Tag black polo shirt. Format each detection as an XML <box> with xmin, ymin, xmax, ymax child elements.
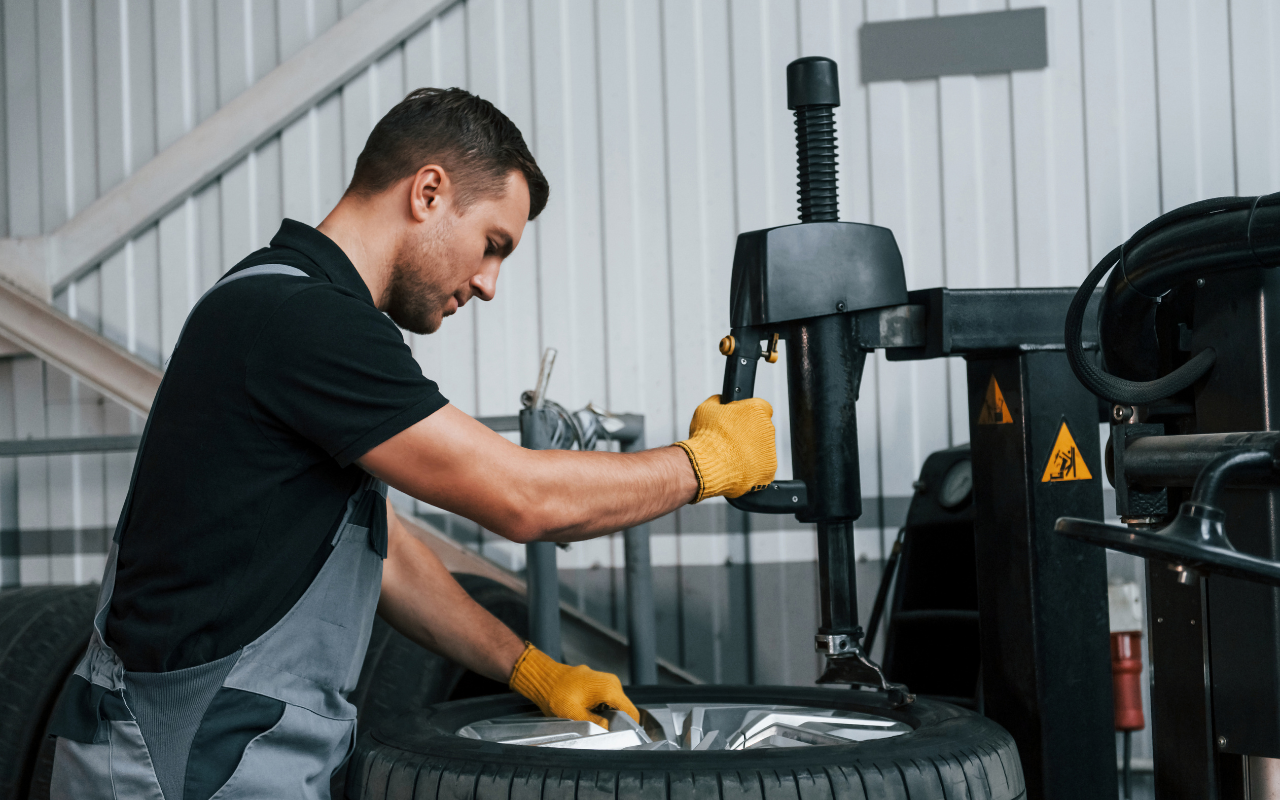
<box><xmin>106</xmin><ymin>220</ymin><xmax>448</xmax><ymax>672</ymax></box>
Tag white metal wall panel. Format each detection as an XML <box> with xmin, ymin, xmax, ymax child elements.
<box><xmin>0</xmin><ymin>0</ymin><xmax>369</xmax><ymax>240</ymax></box>
<box><xmin>2</xmin><ymin>0</ymin><xmax>1280</xmax><ymax>688</ymax></box>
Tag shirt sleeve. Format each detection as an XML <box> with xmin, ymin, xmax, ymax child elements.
<box><xmin>245</xmin><ymin>285</ymin><xmax>448</xmax><ymax>466</ymax></box>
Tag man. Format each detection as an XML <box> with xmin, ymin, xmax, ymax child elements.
<box><xmin>49</xmin><ymin>88</ymin><xmax>776</xmax><ymax>799</ymax></box>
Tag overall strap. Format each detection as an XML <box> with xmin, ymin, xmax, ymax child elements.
<box><xmin>99</xmin><ymin>265</ymin><xmax>310</xmax><ymax>632</ymax></box>
<box><xmin>111</xmin><ymin>264</ymin><xmax>309</xmax><ymax>546</ymax></box>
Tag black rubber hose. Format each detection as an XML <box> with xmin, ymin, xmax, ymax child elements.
<box><xmin>1061</xmin><ymin>196</ymin><xmax>1271</xmax><ymax>404</ymax></box>
<box><xmin>1064</xmin><ymin>243</ymin><xmax>1216</xmax><ymax>405</ymax></box>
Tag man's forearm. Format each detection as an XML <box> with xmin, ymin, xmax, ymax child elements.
<box><xmin>360</xmin><ymin>405</ymin><xmax>705</xmax><ymax>545</ymax></box>
<box><xmin>517</xmin><ymin>445</ymin><xmax>696</xmax><ymax>542</ymax></box>
<box><xmin>378</xmin><ymin>503</ymin><xmax>526</xmax><ymax>682</ymax></box>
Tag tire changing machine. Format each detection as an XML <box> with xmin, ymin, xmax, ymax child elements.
<box><xmin>517</xmin><ymin>55</ymin><xmax>1280</xmax><ymax>799</ymax></box>
<box><xmin>717</xmin><ymin>56</ymin><xmax>1116</xmax><ymax>799</ymax></box>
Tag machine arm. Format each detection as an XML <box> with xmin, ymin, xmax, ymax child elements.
<box><xmin>1059</xmin><ymin>434</ymin><xmax>1280</xmax><ymax>586</ymax></box>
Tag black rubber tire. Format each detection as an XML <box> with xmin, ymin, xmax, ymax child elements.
<box><xmin>333</xmin><ymin>574</ymin><xmax>531</xmax><ymax>795</ymax></box>
<box><xmin>347</xmin><ymin>686</ymin><xmax>1025</xmax><ymax>800</ymax></box>
<box><xmin>0</xmin><ymin>585</ymin><xmax>100</xmax><ymax>800</ymax></box>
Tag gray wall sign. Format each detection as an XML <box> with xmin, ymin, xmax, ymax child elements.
<box><xmin>860</xmin><ymin>7</ymin><xmax>1048</xmax><ymax>83</ymax></box>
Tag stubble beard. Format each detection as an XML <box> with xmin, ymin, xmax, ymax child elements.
<box><xmin>385</xmin><ymin>225</ymin><xmax>454</xmax><ymax>335</ymax></box>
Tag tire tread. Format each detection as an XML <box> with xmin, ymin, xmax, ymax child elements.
<box><xmin>348</xmin><ymin>691</ymin><xmax>1024</xmax><ymax>800</ymax></box>
<box><xmin>0</xmin><ymin>585</ymin><xmax>99</xmax><ymax>800</ymax></box>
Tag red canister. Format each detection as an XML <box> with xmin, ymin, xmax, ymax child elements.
<box><xmin>1111</xmin><ymin>630</ymin><xmax>1145</xmax><ymax>731</ymax></box>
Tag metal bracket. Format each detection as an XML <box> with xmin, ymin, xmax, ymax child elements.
<box><xmin>814</xmin><ymin>636</ymin><xmax>915</xmax><ymax>707</ymax></box>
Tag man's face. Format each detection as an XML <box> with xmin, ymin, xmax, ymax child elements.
<box><xmin>386</xmin><ymin>170</ymin><xmax>530</xmax><ymax>334</ymax></box>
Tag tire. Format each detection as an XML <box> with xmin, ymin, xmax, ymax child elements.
<box><xmin>332</xmin><ymin>574</ymin><xmax>531</xmax><ymax>796</ymax></box>
<box><xmin>0</xmin><ymin>585</ymin><xmax>100</xmax><ymax>800</ymax></box>
<box><xmin>346</xmin><ymin>686</ymin><xmax>1025</xmax><ymax>800</ymax></box>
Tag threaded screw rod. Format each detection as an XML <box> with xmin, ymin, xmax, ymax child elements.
<box><xmin>787</xmin><ymin>57</ymin><xmax>842</xmax><ymax>224</ymax></box>
<box><xmin>795</xmin><ymin>106</ymin><xmax>838</xmax><ymax>222</ymax></box>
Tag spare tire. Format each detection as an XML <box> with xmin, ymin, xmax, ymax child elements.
<box><xmin>0</xmin><ymin>585</ymin><xmax>100</xmax><ymax>800</ymax></box>
<box><xmin>346</xmin><ymin>686</ymin><xmax>1024</xmax><ymax>800</ymax></box>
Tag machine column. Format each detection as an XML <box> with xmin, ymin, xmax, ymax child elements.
<box><xmin>966</xmin><ymin>351</ymin><xmax>1115</xmax><ymax>799</ymax></box>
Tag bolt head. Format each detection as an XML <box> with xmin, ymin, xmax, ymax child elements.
<box><xmin>1217</xmin><ymin>735</ymin><xmax>1228</xmax><ymax>749</ymax></box>
<box><xmin>1197</xmin><ymin>278</ymin><xmax>1206</xmax><ymax>288</ymax></box>
<box><xmin>836</xmin><ymin>301</ymin><xmax>846</xmax><ymax>312</ymax></box>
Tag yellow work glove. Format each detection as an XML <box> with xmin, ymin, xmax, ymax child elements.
<box><xmin>675</xmin><ymin>395</ymin><xmax>777</xmax><ymax>503</ymax></box>
<box><xmin>508</xmin><ymin>643</ymin><xmax>640</xmax><ymax>727</ymax></box>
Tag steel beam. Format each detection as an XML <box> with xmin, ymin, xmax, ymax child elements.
<box><xmin>620</xmin><ymin>419</ymin><xmax>658</xmax><ymax>686</ymax></box>
<box><xmin>0</xmin><ymin>435</ymin><xmax>142</xmax><ymax>457</ymax></box>
<box><xmin>519</xmin><ymin>408</ymin><xmax>563</xmax><ymax>661</ymax></box>
<box><xmin>0</xmin><ymin>279</ymin><xmax>161</xmax><ymax>414</ymax></box>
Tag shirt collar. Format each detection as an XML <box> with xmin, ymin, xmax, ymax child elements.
<box><xmin>269</xmin><ymin>219</ymin><xmax>375</xmax><ymax>306</ymax></box>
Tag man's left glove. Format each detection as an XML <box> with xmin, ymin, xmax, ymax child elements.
<box><xmin>508</xmin><ymin>642</ymin><xmax>640</xmax><ymax>727</ymax></box>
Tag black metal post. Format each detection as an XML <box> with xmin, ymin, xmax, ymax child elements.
<box><xmin>966</xmin><ymin>351</ymin><xmax>1116</xmax><ymax>799</ymax></box>
<box><xmin>816</xmin><ymin>521</ymin><xmax>860</xmax><ymax>641</ymax></box>
<box><xmin>520</xmin><ymin>407</ymin><xmax>562</xmax><ymax>661</ymax></box>
<box><xmin>1146</xmin><ymin>563</ymin><xmax>1218</xmax><ymax>797</ymax></box>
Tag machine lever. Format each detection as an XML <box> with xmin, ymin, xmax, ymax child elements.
<box><xmin>726</xmin><ymin>480</ymin><xmax>808</xmax><ymax>514</ymax></box>
<box><xmin>718</xmin><ymin>330</ymin><xmax>813</xmax><ymax>514</ymax></box>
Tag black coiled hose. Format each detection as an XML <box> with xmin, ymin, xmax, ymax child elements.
<box><xmin>1064</xmin><ymin>243</ymin><xmax>1215</xmax><ymax>405</ymax></box>
<box><xmin>1062</xmin><ymin>195</ymin><xmax>1280</xmax><ymax>405</ymax></box>
<box><xmin>795</xmin><ymin>106</ymin><xmax>838</xmax><ymax>222</ymax></box>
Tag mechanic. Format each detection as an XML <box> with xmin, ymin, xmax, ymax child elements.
<box><xmin>46</xmin><ymin>88</ymin><xmax>777</xmax><ymax>799</ymax></box>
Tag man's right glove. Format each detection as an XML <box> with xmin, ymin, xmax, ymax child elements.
<box><xmin>675</xmin><ymin>395</ymin><xmax>777</xmax><ymax>503</ymax></box>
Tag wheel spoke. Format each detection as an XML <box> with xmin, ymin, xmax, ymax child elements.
<box><xmin>456</xmin><ymin>702</ymin><xmax>911</xmax><ymax>751</ymax></box>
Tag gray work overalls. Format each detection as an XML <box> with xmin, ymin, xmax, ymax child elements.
<box><xmin>48</xmin><ymin>265</ymin><xmax>390</xmax><ymax>800</ymax></box>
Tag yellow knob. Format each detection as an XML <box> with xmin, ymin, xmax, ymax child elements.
<box><xmin>765</xmin><ymin>333</ymin><xmax>780</xmax><ymax>363</ymax></box>
<box><xmin>719</xmin><ymin>335</ymin><xmax>735</xmax><ymax>356</ymax></box>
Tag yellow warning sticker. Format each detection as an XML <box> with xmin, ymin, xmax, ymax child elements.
<box><xmin>977</xmin><ymin>375</ymin><xmax>1012</xmax><ymax>425</ymax></box>
<box><xmin>1041</xmin><ymin>420</ymin><xmax>1094</xmax><ymax>483</ymax></box>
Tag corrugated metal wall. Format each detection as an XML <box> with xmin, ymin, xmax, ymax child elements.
<box><xmin>1</xmin><ymin>0</ymin><xmax>1279</xmax><ymax>695</ymax></box>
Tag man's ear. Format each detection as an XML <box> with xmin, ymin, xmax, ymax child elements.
<box><xmin>409</xmin><ymin>165</ymin><xmax>449</xmax><ymax>222</ymax></box>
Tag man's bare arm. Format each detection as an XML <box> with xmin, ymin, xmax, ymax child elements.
<box><xmin>378</xmin><ymin>501</ymin><xmax>526</xmax><ymax>681</ymax></box>
<box><xmin>359</xmin><ymin>404</ymin><xmax>697</xmax><ymax>543</ymax></box>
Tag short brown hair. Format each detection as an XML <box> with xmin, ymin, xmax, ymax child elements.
<box><xmin>347</xmin><ymin>87</ymin><xmax>549</xmax><ymax>220</ymax></box>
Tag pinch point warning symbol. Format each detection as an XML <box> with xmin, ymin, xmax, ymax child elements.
<box><xmin>1041</xmin><ymin>420</ymin><xmax>1093</xmax><ymax>483</ymax></box>
<box><xmin>977</xmin><ymin>375</ymin><xmax>1012</xmax><ymax>425</ymax></box>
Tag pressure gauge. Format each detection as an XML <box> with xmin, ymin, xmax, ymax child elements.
<box><xmin>938</xmin><ymin>458</ymin><xmax>973</xmax><ymax>510</ymax></box>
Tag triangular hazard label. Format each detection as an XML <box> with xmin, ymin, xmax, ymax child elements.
<box><xmin>1041</xmin><ymin>420</ymin><xmax>1094</xmax><ymax>483</ymax></box>
<box><xmin>977</xmin><ymin>375</ymin><xmax>1012</xmax><ymax>425</ymax></box>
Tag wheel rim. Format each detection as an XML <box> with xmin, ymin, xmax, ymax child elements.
<box><xmin>457</xmin><ymin>702</ymin><xmax>912</xmax><ymax>751</ymax></box>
